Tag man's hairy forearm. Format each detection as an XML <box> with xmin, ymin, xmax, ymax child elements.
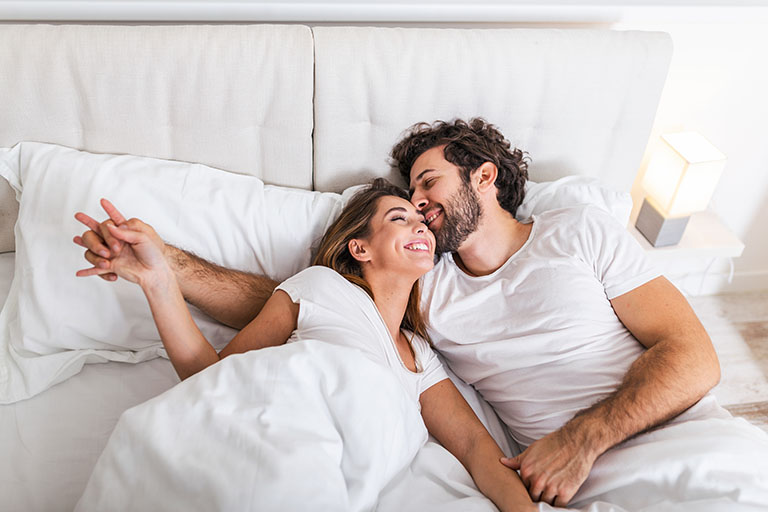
<box><xmin>562</xmin><ymin>337</ymin><xmax>720</xmax><ymax>459</ymax></box>
<box><xmin>165</xmin><ymin>245</ymin><xmax>278</xmax><ymax>329</ymax></box>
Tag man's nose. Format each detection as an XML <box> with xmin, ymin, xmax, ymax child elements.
<box><xmin>411</xmin><ymin>191</ymin><xmax>428</xmax><ymax>211</ymax></box>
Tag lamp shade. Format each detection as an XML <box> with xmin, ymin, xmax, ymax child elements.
<box><xmin>641</xmin><ymin>132</ymin><xmax>726</xmax><ymax>218</ymax></box>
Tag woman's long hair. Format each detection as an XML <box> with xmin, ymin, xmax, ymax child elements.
<box><xmin>312</xmin><ymin>178</ymin><xmax>431</xmax><ymax>344</ymax></box>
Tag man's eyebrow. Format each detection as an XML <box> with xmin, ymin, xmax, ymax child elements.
<box><xmin>414</xmin><ymin>168</ymin><xmax>436</xmax><ymax>183</ymax></box>
<box><xmin>408</xmin><ymin>168</ymin><xmax>436</xmax><ymax>195</ymax></box>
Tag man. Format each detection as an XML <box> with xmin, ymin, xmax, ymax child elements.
<box><xmin>75</xmin><ymin>118</ymin><xmax>721</xmax><ymax>507</ymax></box>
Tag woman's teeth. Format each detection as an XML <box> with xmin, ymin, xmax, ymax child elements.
<box><xmin>405</xmin><ymin>243</ymin><xmax>429</xmax><ymax>251</ymax></box>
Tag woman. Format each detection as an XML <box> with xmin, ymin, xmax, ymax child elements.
<box><xmin>78</xmin><ymin>179</ymin><xmax>534</xmax><ymax>511</ymax></box>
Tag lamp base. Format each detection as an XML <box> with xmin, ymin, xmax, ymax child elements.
<box><xmin>635</xmin><ymin>198</ymin><xmax>690</xmax><ymax>247</ymax></box>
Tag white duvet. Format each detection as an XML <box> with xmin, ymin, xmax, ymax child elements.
<box><xmin>76</xmin><ymin>339</ymin><xmax>768</xmax><ymax>512</ymax></box>
<box><xmin>76</xmin><ymin>341</ymin><xmax>429</xmax><ymax>512</ymax></box>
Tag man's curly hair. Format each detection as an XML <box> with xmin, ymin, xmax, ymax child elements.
<box><xmin>390</xmin><ymin>118</ymin><xmax>529</xmax><ymax>217</ymax></box>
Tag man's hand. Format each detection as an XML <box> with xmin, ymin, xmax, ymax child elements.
<box><xmin>74</xmin><ymin>198</ymin><xmax>165</xmax><ymax>281</ymax></box>
<box><xmin>500</xmin><ymin>425</ymin><xmax>596</xmax><ymax>507</ymax></box>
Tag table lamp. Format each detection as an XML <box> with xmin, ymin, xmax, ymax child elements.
<box><xmin>635</xmin><ymin>132</ymin><xmax>727</xmax><ymax>247</ymax></box>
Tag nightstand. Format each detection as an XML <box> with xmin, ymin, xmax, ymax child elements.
<box><xmin>629</xmin><ymin>210</ymin><xmax>744</xmax><ymax>295</ymax></box>
<box><xmin>630</xmin><ymin>210</ymin><xmax>744</xmax><ymax>262</ymax></box>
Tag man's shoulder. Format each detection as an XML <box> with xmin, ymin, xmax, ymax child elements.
<box><xmin>536</xmin><ymin>203</ymin><xmax>605</xmax><ymax>221</ymax></box>
<box><xmin>535</xmin><ymin>204</ymin><xmax>623</xmax><ymax>234</ymax></box>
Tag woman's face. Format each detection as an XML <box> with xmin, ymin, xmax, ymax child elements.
<box><xmin>353</xmin><ymin>195</ymin><xmax>436</xmax><ymax>279</ymax></box>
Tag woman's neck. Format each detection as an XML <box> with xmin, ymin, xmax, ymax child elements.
<box><xmin>364</xmin><ymin>270</ymin><xmax>413</xmax><ymax>342</ymax></box>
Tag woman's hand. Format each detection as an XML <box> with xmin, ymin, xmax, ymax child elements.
<box><xmin>102</xmin><ymin>220</ymin><xmax>170</xmax><ymax>287</ymax></box>
<box><xmin>75</xmin><ymin>199</ymin><xmax>169</xmax><ymax>288</ymax></box>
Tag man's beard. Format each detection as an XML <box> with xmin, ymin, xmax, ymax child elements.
<box><xmin>434</xmin><ymin>180</ymin><xmax>482</xmax><ymax>254</ymax></box>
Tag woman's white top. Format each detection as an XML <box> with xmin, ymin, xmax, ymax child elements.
<box><xmin>276</xmin><ymin>266</ymin><xmax>448</xmax><ymax>405</ymax></box>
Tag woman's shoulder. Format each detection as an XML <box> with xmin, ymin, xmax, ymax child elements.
<box><xmin>278</xmin><ymin>265</ymin><xmax>353</xmax><ymax>296</ymax></box>
<box><xmin>289</xmin><ymin>265</ymin><xmax>341</xmax><ymax>281</ymax></box>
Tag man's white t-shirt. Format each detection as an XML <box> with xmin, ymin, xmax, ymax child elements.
<box><xmin>421</xmin><ymin>205</ymin><xmax>661</xmax><ymax>447</ymax></box>
<box><xmin>277</xmin><ymin>266</ymin><xmax>448</xmax><ymax>405</ymax></box>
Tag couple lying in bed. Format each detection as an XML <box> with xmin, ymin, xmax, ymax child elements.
<box><xmin>75</xmin><ymin>119</ymin><xmax>734</xmax><ymax>509</ymax></box>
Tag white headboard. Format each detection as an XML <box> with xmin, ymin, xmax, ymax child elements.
<box><xmin>0</xmin><ymin>24</ymin><xmax>672</xmax><ymax>252</ymax></box>
<box><xmin>313</xmin><ymin>27</ymin><xmax>672</xmax><ymax>192</ymax></box>
<box><xmin>0</xmin><ymin>24</ymin><xmax>314</xmax><ymax>187</ymax></box>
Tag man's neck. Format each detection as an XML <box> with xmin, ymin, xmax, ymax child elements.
<box><xmin>454</xmin><ymin>212</ymin><xmax>533</xmax><ymax>277</ymax></box>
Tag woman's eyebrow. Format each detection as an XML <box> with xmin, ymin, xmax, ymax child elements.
<box><xmin>385</xmin><ymin>206</ymin><xmax>408</xmax><ymax>216</ymax></box>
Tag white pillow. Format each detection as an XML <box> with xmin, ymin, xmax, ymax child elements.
<box><xmin>517</xmin><ymin>175</ymin><xmax>632</xmax><ymax>225</ymax></box>
<box><xmin>0</xmin><ymin>142</ymin><xmax>342</xmax><ymax>403</ymax></box>
<box><xmin>345</xmin><ymin>177</ymin><xmax>631</xmax><ymax>224</ymax></box>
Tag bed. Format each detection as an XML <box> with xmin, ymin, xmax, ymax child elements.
<box><xmin>2</xmin><ymin>24</ymin><xmax>767</xmax><ymax>512</ymax></box>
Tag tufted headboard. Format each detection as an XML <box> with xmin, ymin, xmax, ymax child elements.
<box><xmin>0</xmin><ymin>24</ymin><xmax>672</xmax><ymax>252</ymax></box>
<box><xmin>312</xmin><ymin>27</ymin><xmax>672</xmax><ymax>193</ymax></box>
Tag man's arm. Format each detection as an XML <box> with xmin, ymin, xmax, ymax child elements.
<box><xmin>155</xmin><ymin>245</ymin><xmax>277</xmax><ymax>329</ymax></box>
<box><xmin>75</xmin><ymin>199</ymin><xmax>277</xmax><ymax>329</ymax></box>
<box><xmin>164</xmin><ymin>245</ymin><xmax>278</xmax><ymax>329</ymax></box>
<box><xmin>502</xmin><ymin>276</ymin><xmax>720</xmax><ymax>506</ymax></box>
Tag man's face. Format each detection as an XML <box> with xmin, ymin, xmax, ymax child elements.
<box><xmin>408</xmin><ymin>146</ymin><xmax>482</xmax><ymax>253</ymax></box>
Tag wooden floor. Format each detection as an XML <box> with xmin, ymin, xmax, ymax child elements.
<box><xmin>688</xmin><ymin>290</ymin><xmax>768</xmax><ymax>432</ymax></box>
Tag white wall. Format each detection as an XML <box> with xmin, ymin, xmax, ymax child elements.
<box><xmin>611</xmin><ymin>14</ymin><xmax>768</xmax><ymax>295</ymax></box>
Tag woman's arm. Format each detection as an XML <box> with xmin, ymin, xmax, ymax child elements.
<box><xmin>420</xmin><ymin>380</ymin><xmax>535</xmax><ymax>512</ymax></box>
<box><xmin>75</xmin><ymin>198</ymin><xmax>277</xmax><ymax>329</ymax></box>
<box><xmin>97</xmin><ymin>219</ymin><xmax>297</xmax><ymax>380</ymax></box>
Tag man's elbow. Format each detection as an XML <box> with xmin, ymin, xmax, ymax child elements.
<box><xmin>693</xmin><ymin>334</ymin><xmax>721</xmax><ymax>394</ymax></box>
<box><xmin>706</xmin><ymin>346</ymin><xmax>721</xmax><ymax>390</ymax></box>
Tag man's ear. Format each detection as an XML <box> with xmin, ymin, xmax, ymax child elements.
<box><xmin>475</xmin><ymin>162</ymin><xmax>498</xmax><ymax>194</ymax></box>
<box><xmin>348</xmin><ymin>239</ymin><xmax>372</xmax><ymax>263</ymax></box>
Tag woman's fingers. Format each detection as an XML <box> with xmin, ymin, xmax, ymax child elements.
<box><xmin>74</xmin><ymin>212</ymin><xmax>100</xmax><ymax>231</ymax></box>
<box><xmin>100</xmin><ymin>198</ymin><xmax>127</xmax><ymax>226</ymax></box>
<box><xmin>75</xmin><ymin>265</ymin><xmax>117</xmax><ymax>279</ymax></box>
<box><xmin>106</xmin><ymin>222</ymin><xmax>144</xmax><ymax>244</ymax></box>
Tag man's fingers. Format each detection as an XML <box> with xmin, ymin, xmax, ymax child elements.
<box><xmin>541</xmin><ymin>490</ymin><xmax>558</xmax><ymax>507</ymax></box>
<box><xmin>554</xmin><ymin>484</ymin><xmax>578</xmax><ymax>507</ymax></box>
<box><xmin>528</xmin><ymin>479</ymin><xmax>545</xmax><ymax>502</ymax></box>
<box><xmin>75</xmin><ymin>234</ymin><xmax>109</xmax><ymax>258</ymax></box>
<box><xmin>97</xmin><ymin>220</ymin><xmax>125</xmax><ymax>255</ymax></box>
<box><xmin>100</xmin><ymin>198</ymin><xmax>127</xmax><ymax>226</ymax></box>
<box><xmin>500</xmin><ymin>456</ymin><xmax>521</xmax><ymax>470</ymax></box>
<box><xmin>83</xmin><ymin>249</ymin><xmax>111</xmax><ymax>268</ymax></box>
